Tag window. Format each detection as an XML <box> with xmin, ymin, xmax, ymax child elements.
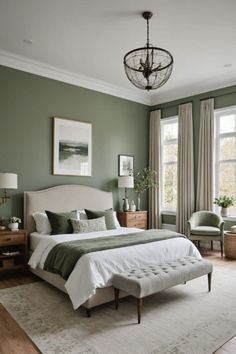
<box><xmin>215</xmin><ymin>106</ymin><xmax>236</xmax><ymax>216</ymax></box>
<box><xmin>160</xmin><ymin>117</ymin><xmax>178</xmax><ymax>212</ymax></box>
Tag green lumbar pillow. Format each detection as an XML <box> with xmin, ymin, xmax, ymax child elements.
<box><xmin>85</xmin><ymin>208</ymin><xmax>116</xmax><ymax>230</ymax></box>
<box><xmin>45</xmin><ymin>210</ymin><xmax>77</xmax><ymax>235</ymax></box>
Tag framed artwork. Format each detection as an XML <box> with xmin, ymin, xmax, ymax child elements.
<box><xmin>53</xmin><ymin>117</ymin><xmax>92</xmax><ymax>176</ymax></box>
<box><xmin>118</xmin><ymin>154</ymin><xmax>134</xmax><ymax>176</ymax></box>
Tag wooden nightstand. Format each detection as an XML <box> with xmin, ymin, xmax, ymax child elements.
<box><xmin>117</xmin><ymin>211</ymin><xmax>148</xmax><ymax>230</ymax></box>
<box><xmin>0</xmin><ymin>230</ymin><xmax>28</xmax><ymax>274</ymax></box>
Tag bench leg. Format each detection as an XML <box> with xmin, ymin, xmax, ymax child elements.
<box><xmin>137</xmin><ymin>298</ymin><xmax>142</xmax><ymax>324</ymax></box>
<box><xmin>211</xmin><ymin>241</ymin><xmax>213</xmax><ymax>250</ymax></box>
<box><xmin>86</xmin><ymin>308</ymin><xmax>91</xmax><ymax>317</ymax></box>
<box><xmin>114</xmin><ymin>288</ymin><xmax>119</xmax><ymax>310</ymax></box>
<box><xmin>208</xmin><ymin>272</ymin><xmax>212</xmax><ymax>292</ymax></box>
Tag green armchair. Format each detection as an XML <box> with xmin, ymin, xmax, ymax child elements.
<box><xmin>186</xmin><ymin>211</ymin><xmax>224</xmax><ymax>257</ymax></box>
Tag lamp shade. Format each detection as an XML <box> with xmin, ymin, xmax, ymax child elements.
<box><xmin>118</xmin><ymin>176</ymin><xmax>134</xmax><ymax>189</ymax></box>
<box><xmin>0</xmin><ymin>173</ymin><xmax>18</xmax><ymax>189</ymax></box>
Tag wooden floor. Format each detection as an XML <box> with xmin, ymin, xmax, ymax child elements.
<box><xmin>0</xmin><ymin>253</ymin><xmax>235</xmax><ymax>354</ymax></box>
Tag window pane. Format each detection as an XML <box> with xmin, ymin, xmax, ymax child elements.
<box><xmin>219</xmin><ymin>162</ymin><xmax>236</xmax><ymax>196</ymax></box>
<box><xmin>220</xmin><ymin>137</ymin><xmax>236</xmax><ymax>160</ymax></box>
<box><xmin>163</xmin><ymin>163</ymin><xmax>177</xmax><ymax>210</ymax></box>
<box><xmin>220</xmin><ymin>114</ymin><xmax>235</xmax><ymax>133</ymax></box>
<box><xmin>163</xmin><ymin>122</ymin><xmax>178</xmax><ymax>141</ymax></box>
<box><xmin>163</xmin><ymin>143</ymin><xmax>178</xmax><ymax>163</ymax></box>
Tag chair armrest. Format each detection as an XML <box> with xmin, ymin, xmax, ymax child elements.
<box><xmin>219</xmin><ymin>220</ymin><xmax>225</xmax><ymax>236</ymax></box>
<box><xmin>186</xmin><ymin>220</ymin><xmax>191</xmax><ymax>238</ymax></box>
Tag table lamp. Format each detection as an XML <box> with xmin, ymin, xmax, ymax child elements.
<box><xmin>118</xmin><ymin>176</ymin><xmax>134</xmax><ymax>211</ymax></box>
<box><xmin>0</xmin><ymin>173</ymin><xmax>18</xmax><ymax>204</ymax></box>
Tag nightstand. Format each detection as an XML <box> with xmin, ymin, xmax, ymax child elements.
<box><xmin>117</xmin><ymin>211</ymin><xmax>147</xmax><ymax>230</ymax></box>
<box><xmin>0</xmin><ymin>230</ymin><xmax>28</xmax><ymax>274</ymax></box>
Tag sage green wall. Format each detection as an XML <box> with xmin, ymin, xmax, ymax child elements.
<box><xmin>0</xmin><ymin>65</ymin><xmax>149</xmax><ymax>222</ymax></box>
<box><xmin>152</xmin><ymin>85</ymin><xmax>236</xmax><ymax>229</ymax></box>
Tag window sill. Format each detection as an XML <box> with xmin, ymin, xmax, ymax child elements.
<box><xmin>223</xmin><ymin>216</ymin><xmax>236</xmax><ymax>222</ymax></box>
<box><xmin>161</xmin><ymin>211</ymin><xmax>176</xmax><ymax>216</ymax></box>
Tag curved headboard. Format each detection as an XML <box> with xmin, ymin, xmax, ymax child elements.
<box><xmin>24</xmin><ymin>185</ymin><xmax>113</xmax><ymax>233</ymax></box>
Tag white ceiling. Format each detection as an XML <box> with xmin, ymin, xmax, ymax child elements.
<box><xmin>0</xmin><ymin>0</ymin><xmax>236</xmax><ymax>106</ymax></box>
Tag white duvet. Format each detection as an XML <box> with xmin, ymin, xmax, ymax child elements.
<box><xmin>28</xmin><ymin>227</ymin><xmax>201</xmax><ymax>309</ymax></box>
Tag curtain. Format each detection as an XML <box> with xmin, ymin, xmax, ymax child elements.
<box><xmin>177</xmin><ymin>103</ymin><xmax>195</xmax><ymax>234</ymax></box>
<box><xmin>149</xmin><ymin>110</ymin><xmax>161</xmax><ymax>229</ymax></box>
<box><xmin>196</xmin><ymin>98</ymin><xmax>214</xmax><ymax>211</ymax></box>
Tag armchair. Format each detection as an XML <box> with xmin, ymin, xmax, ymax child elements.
<box><xmin>186</xmin><ymin>211</ymin><xmax>224</xmax><ymax>257</ymax></box>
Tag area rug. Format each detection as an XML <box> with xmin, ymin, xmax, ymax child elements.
<box><xmin>0</xmin><ymin>265</ymin><xmax>236</xmax><ymax>354</ymax></box>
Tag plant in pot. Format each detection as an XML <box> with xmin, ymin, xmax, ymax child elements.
<box><xmin>134</xmin><ymin>168</ymin><xmax>158</xmax><ymax>211</ymax></box>
<box><xmin>213</xmin><ymin>196</ymin><xmax>234</xmax><ymax>217</ymax></box>
<box><xmin>8</xmin><ymin>216</ymin><xmax>21</xmax><ymax>231</ymax></box>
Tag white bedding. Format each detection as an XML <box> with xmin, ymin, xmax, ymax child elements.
<box><xmin>28</xmin><ymin>227</ymin><xmax>201</xmax><ymax>309</ymax></box>
<box><xmin>29</xmin><ymin>232</ymin><xmax>48</xmax><ymax>251</ymax></box>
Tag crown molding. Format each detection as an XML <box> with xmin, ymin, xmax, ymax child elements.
<box><xmin>150</xmin><ymin>78</ymin><xmax>236</xmax><ymax>106</ymax></box>
<box><xmin>0</xmin><ymin>49</ymin><xmax>151</xmax><ymax>106</ymax></box>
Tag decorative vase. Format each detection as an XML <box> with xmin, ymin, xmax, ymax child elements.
<box><xmin>137</xmin><ymin>194</ymin><xmax>141</xmax><ymax>211</ymax></box>
<box><xmin>8</xmin><ymin>222</ymin><xmax>19</xmax><ymax>230</ymax></box>
<box><xmin>221</xmin><ymin>207</ymin><xmax>228</xmax><ymax>217</ymax></box>
<box><xmin>122</xmin><ymin>198</ymin><xmax>129</xmax><ymax>212</ymax></box>
<box><xmin>130</xmin><ymin>200</ymin><xmax>136</xmax><ymax>212</ymax></box>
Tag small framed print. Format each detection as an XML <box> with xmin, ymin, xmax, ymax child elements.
<box><xmin>118</xmin><ymin>154</ymin><xmax>134</xmax><ymax>176</ymax></box>
<box><xmin>53</xmin><ymin>117</ymin><xmax>92</xmax><ymax>176</ymax></box>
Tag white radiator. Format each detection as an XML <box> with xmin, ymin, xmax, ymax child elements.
<box><xmin>162</xmin><ymin>223</ymin><xmax>176</xmax><ymax>232</ymax></box>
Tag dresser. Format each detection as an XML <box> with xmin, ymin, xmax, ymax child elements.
<box><xmin>117</xmin><ymin>211</ymin><xmax>147</xmax><ymax>230</ymax></box>
<box><xmin>0</xmin><ymin>230</ymin><xmax>28</xmax><ymax>274</ymax></box>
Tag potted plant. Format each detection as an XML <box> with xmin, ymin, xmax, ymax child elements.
<box><xmin>134</xmin><ymin>168</ymin><xmax>158</xmax><ymax>211</ymax></box>
<box><xmin>213</xmin><ymin>196</ymin><xmax>234</xmax><ymax>217</ymax></box>
<box><xmin>8</xmin><ymin>216</ymin><xmax>21</xmax><ymax>231</ymax></box>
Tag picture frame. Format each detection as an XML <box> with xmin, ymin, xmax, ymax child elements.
<box><xmin>53</xmin><ymin>117</ymin><xmax>92</xmax><ymax>176</ymax></box>
<box><xmin>118</xmin><ymin>154</ymin><xmax>134</xmax><ymax>176</ymax></box>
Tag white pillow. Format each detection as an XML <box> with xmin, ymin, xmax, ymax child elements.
<box><xmin>113</xmin><ymin>211</ymin><xmax>121</xmax><ymax>228</ymax></box>
<box><xmin>32</xmin><ymin>212</ymin><xmax>52</xmax><ymax>234</ymax></box>
<box><xmin>70</xmin><ymin>217</ymin><xmax>107</xmax><ymax>233</ymax></box>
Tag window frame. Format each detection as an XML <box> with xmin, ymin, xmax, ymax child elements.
<box><xmin>214</xmin><ymin>105</ymin><xmax>236</xmax><ymax>216</ymax></box>
<box><xmin>160</xmin><ymin>116</ymin><xmax>178</xmax><ymax>213</ymax></box>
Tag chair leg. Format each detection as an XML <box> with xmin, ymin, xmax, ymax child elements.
<box><xmin>197</xmin><ymin>241</ymin><xmax>200</xmax><ymax>248</ymax></box>
<box><xmin>208</xmin><ymin>272</ymin><xmax>212</xmax><ymax>292</ymax></box>
<box><xmin>211</xmin><ymin>241</ymin><xmax>213</xmax><ymax>250</ymax></box>
<box><xmin>220</xmin><ymin>241</ymin><xmax>223</xmax><ymax>258</ymax></box>
<box><xmin>137</xmin><ymin>298</ymin><xmax>142</xmax><ymax>324</ymax></box>
<box><xmin>114</xmin><ymin>288</ymin><xmax>119</xmax><ymax>310</ymax></box>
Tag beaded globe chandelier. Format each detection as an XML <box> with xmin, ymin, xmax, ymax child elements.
<box><xmin>124</xmin><ymin>11</ymin><xmax>173</xmax><ymax>91</ymax></box>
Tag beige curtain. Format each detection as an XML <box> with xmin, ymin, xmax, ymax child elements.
<box><xmin>149</xmin><ymin>110</ymin><xmax>161</xmax><ymax>229</ymax></box>
<box><xmin>177</xmin><ymin>103</ymin><xmax>195</xmax><ymax>234</ymax></box>
<box><xmin>196</xmin><ymin>98</ymin><xmax>214</xmax><ymax>211</ymax></box>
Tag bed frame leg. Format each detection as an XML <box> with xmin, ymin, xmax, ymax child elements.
<box><xmin>114</xmin><ymin>288</ymin><xmax>119</xmax><ymax>310</ymax></box>
<box><xmin>85</xmin><ymin>308</ymin><xmax>91</xmax><ymax>317</ymax></box>
<box><xmin>208</xmin><ymin>272</ymin><xmax>212</xmax><ymax>292</ymax></box>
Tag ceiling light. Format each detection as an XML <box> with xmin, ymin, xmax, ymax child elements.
<box><xmin>123</xmin><ymin>11</ymin><xmax>173</xmax><ymax>91</ymax></box>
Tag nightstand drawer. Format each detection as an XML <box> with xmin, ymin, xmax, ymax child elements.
<box><xmin>127</xmin><ymin>221</ymin><xmax>146</xmax><ymax>229</ymax></box>
<box><xmin>127</xmin><ymin>213</ymin><xmax>145</xmax><ymax>222</ymax></box>
<box><xmin>0</xmin><ymin>233</ymin><xmax>25</xmax><ymax>245</ymax></box>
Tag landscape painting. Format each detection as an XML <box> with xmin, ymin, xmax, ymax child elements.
<box><xmin>53</xmin><ymin>117</ymin><xmax>92</xmax><ymax>176</ymax></box>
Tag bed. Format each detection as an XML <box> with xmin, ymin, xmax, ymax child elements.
<box><xmin>25</xmin><ymin>185</ymin><xmax>200</xmax><ymax>313</ymax></box>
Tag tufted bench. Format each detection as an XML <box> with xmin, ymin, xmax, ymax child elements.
<box><xmin>112</xmin><ymin>256</ymin><xmax>213</xmax><ymax>323</ymax></box>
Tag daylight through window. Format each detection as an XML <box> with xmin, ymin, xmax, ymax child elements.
<box><xmin>160</xmin><ymin>117</ymin><xmax>178</xmax><ymax>212</ymax></box>
<box><xmin>215</xmin><ymin>107</ymin><xmax>236</xmax><ymax>216</ymax></box>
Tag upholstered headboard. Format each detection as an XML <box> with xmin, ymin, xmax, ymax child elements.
<box><xmin>24</xmin><ymin>185</ymin><xmax>113</xmax><ymax>233</ymax></box>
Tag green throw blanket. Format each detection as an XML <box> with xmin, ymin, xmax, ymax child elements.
<box><xmin>44</xmin><ymin>229</ymin><xmax>185</xmax><ymax>279</ymax></box>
